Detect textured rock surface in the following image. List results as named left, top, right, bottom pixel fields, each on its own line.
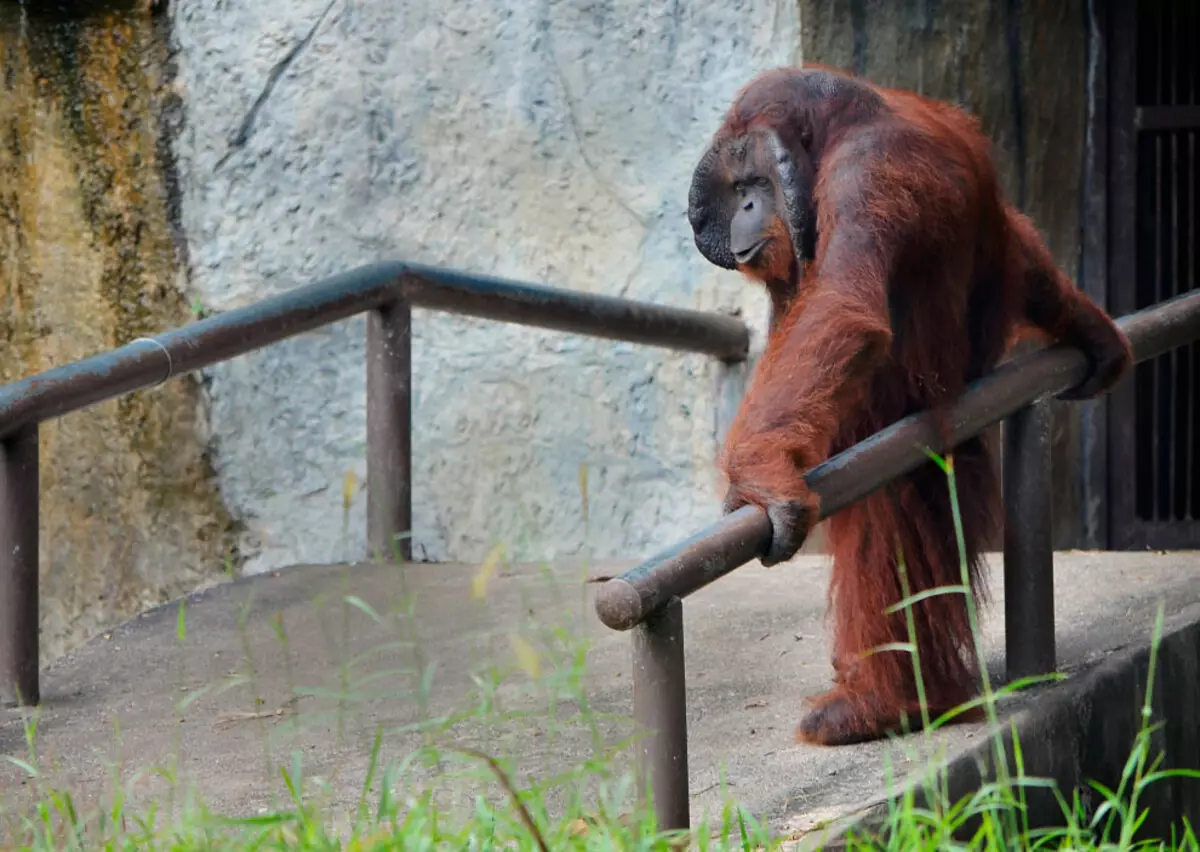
left=168, top=0, right=799, bottom=572
left=0, top=2, right=236, bottom=661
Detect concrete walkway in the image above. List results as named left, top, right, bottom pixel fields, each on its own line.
left=1, top=550, right=1198, bottom=842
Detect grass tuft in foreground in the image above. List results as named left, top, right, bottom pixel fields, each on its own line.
left=1, top=457, right=1198, bottom=850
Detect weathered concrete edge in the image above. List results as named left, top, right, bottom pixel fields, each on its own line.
left=796, top=601, right=1200, bottom=849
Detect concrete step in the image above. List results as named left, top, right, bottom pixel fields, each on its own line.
left=1, top=550, right=1197, bottom=842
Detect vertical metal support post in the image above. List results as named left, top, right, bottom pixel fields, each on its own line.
left=367, top=300, right=413, bottom=562
left=1002, top=401, right=1055, bottom=681
left=632, top=597, right=689, bottom=831
left=714, top=358, right=750, bottom=446
left=0, top=426, right=39, bottom=707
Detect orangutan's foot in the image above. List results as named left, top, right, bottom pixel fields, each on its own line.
left=794, top=685, right=983, bottom=747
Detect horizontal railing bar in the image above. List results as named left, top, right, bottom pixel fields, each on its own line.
left=398, top=268, right=748, bottom=358
left=594, top=288, right=1200, bottom=631
left=0, top=261, right=749, bottom=436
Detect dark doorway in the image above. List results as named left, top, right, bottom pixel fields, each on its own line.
left=1107, top=0, right=1200, bottom=549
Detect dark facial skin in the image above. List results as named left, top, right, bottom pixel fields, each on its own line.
left=690, top=65, right=895, bottom=292
left=730, top=178, right=774, bottom=264
left=688, top=128, right=816, bottom=310
left=689, top=131, right=813, bottom=328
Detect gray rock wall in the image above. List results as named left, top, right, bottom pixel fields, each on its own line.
left=168, top=0, right=799, bottom=572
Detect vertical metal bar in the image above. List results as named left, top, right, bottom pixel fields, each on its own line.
left=714, top=359, right=749, bottom=446
left=1153, top=133, right=1165, bottom=521
left=1185, top=132, right=1195, bottom=520
left=0, top=426, right=39, bottom=707
left=1169, top=130, right=1180, bottom=519
left=366, top=300, right=413, bottom=562
left=1003, top=401, right=1055, bottom=680
left=1079, top=0, right=1111, bottom=549
left=632, top=597, right=689, bottom=831
left=1110, top=0, right=1142, bottom=548
left=1189, top=131, right=1198, bottom=520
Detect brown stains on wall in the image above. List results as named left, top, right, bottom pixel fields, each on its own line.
left=0, top=0, right=236, bottom=661
left=799, top=0, right=1089, bottom=547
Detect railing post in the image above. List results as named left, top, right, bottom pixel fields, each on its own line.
left=366, top=300, right=413, bottom=562
left=1002, top=400, right=1055, bottom=681
left=633, top=597, right=689, bottom=832
left=0, top=425, right=39, bottom=707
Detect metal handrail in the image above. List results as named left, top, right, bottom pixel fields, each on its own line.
left=593, top=288, right=1200, bottom=831
left=0, top=261, right=748, bottom=434
left=595, top=288, right=1200, bottom=628
left=0, top=260, right=751, bottom=710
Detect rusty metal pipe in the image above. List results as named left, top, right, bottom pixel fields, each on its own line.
left=633, top=597, right=689, bottom=831
left=0, top=260, right=748, bottom=708
left=0, top=262, right=749, bottom=438
left=1003, top=400, right=1056, bottom=680
left=366, top=300, right=413, bottom=562
left=399, top=269, right=749, bottom=360
left=595, top=288, right=1200, bottom=631
left=0, top=426, right=39, bottom=707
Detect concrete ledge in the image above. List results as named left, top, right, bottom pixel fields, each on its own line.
left=819, top=601, right=1200, bottom=848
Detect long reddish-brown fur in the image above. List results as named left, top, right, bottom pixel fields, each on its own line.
left=690, top=66, right=1133, bottom=746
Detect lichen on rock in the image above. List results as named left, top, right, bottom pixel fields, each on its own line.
left=0, top=0, right=237, bottom=661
